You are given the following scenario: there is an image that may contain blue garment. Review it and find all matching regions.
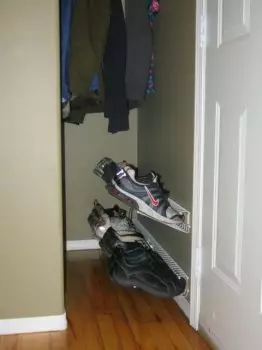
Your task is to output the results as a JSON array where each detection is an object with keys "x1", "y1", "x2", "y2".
[
  {"x1": 61, "y1": 0, "x2": 74, "y2": 102},
  {"x1": 90, "y1": 73, "x2": 99, "y2": 91}
]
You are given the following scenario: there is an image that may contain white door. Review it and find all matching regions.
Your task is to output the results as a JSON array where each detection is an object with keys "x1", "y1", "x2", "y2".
[{"x1": 200, "y1": 0, "x2": 262, "y2": 349}]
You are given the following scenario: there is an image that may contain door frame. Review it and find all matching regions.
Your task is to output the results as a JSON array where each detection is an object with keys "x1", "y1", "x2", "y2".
[{"x1": 190, "y1": 0, "x2": 207, "y2": 330}]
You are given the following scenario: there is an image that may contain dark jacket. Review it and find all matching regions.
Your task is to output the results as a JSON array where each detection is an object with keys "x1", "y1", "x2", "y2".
[
  {"x1": 103, "y1": 0, "x2": 129, "y2": 133},
  {"x1": 69, "y1": 0, "x2": 110, "y2": 97},
  {"x1": 125, "y1": 0, "x2": 152, "y2": 102}
]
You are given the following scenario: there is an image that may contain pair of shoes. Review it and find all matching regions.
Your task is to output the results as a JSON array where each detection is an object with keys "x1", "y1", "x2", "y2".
[
  {"x1": 107, "y1": 246, "x2": 186, "y2": 298},
  {"x1": 93, "y1": 157, "x2": 185, "y2": 226},
  {"x1": 88, "y1": 200, "x2": 144, "y2": 243},
  {"x1": 88, "y1": 200, "x2": 149, "y2": 252},
  {"x1": 87, "y1": 201, "x2": 187, "y2": 298}
]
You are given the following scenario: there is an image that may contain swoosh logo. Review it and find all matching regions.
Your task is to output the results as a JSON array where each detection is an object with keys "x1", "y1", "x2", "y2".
[{"x1": 145, "y1": 186, "x2": 159, "y2": 207}]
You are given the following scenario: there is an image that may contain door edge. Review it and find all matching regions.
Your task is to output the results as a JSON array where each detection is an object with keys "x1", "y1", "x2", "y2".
[{"x1": 190, "y1": 0, "x2": 207, "y2": 330}]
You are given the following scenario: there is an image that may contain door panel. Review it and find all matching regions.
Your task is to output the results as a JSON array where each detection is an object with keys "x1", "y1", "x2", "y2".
[
  {"x1": 200, "y1": 0, "x2": 262, "y2": 349},
  {"x1": 217, "y1": 0, "x2": 250, "y2": 46},
  {"x1": 212, "y1": 103, "x2": 246, "y2": 291}
]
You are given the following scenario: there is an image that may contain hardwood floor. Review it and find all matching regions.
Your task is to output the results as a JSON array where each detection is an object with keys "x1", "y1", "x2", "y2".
[{"x1": 0, "y1": 251, "x2": 210, "y2": 349}]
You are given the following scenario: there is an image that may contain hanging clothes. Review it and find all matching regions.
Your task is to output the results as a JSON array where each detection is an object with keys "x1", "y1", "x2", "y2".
[
  {"x1": 69, "y1": 0, "x2": 110, "y2": 97},
  {"x1": 60, "y1": 0, "x2": 74, "y2": 103},
  {"x1": 62, "y1": 0, "x2": 157, "y2": 129},
  {"x1": 90, "y1": 73, "x2": 99, "y2": 92},
  {"x1": 63, "y1": 0, "x2": 110, "y2": 124},
  {"x1": 64, "y1": 94, "x2": 103, "y2": 125},
  {"x1": 125, "y1": 0, "x2": 152, "y2": 103},
  {"x1": 103, "y1": 0, "x2": 129, "y2": 133}
]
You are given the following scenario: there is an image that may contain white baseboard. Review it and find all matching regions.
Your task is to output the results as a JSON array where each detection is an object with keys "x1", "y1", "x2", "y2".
[
  {"x1": 174, "y1": 295, "x2": 190, "y2": 319},
  {"x1": 0, "y1": 312, "x2": 67, "y2": 335},
  {"x1": 66, "y1": 239, "x2": 100, "y2": 251}
]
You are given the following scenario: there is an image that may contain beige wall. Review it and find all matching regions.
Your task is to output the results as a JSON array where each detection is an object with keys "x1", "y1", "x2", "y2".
[
  {"x1": 0, "y1": 1, "x2": 64, "y2": 318},
  {"x1": 65, "y1": 110, "x2": 137, "y2": 240},
  {"x1": 138, "y1": 0, "x2": 196, "y2": 275}
]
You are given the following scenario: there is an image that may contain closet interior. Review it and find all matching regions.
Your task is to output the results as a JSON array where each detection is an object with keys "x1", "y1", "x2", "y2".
[{"x1": 62, "y1": 0, "x2": 196, "y2": 300}]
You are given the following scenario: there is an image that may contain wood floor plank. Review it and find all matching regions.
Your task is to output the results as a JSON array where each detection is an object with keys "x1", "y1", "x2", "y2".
[
  {"x1": 117, "y1": 287, "x2": 157, "y2": 350},
  {"x1": 111, "y1": 313, "x2": 140, "y2": 350},
  {"x1": 96, "y1": 314, "x2": 121, "y2": 350},
  {"x1": 66, "y1": 262, "x2": 105, "y2": 350},
  {"x1": 146, "y1": 294, "x2": 192, "y2": 350},
  {"x1": 17, "y1": 333, "x2": 50, "y2": 350},
  {"x1": 130, "y1": 291, "x2": 176, "y2": 350},
  {"x1": 129, "y1": 290, "x2": 157, "y2": 323},
  {"x1": 96, "y1": 265, "x2": 140, "y2": 350},
  {"x1": 0, "y1": 334, "x2": 19, "y2": 350},
  {"x1": 117, "y1": 286, "x2": 143, "y2": 346},
  {"x1": 0, "y1": 252, "x2": 210, "y2": 350},
  {"x1": 49, "y1": 331, "x2": 67, "y2": 350},
  {"x1": 164, "y1": 299, "x2": 210, "y2": 350}
]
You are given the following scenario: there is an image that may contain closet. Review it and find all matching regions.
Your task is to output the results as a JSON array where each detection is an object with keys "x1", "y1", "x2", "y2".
[
  {"x1": 63, "y1": 0, "x2": 196, "y2": 304},
  {"x1": 3, "y1": 0, "x2": 262, "y2": 347},
  {"x1": 1, "y1": 0, "x2": 197, "y2": 333},
  {"x1": 62, "y1": 0, "x2": 262, "y2": 348}
]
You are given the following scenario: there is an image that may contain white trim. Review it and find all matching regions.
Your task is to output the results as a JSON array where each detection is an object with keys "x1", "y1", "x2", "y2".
[
  {"x1": 0, "y1": 312, "x2": 67, "y2": 335},
  {"x1": 190, "y1": 0, "x2": 207, "y2": 330},
  {"x1": 66, "y1": 239, "x2": 100, "y2": 251},
  {"x1": 174, "y1": 296, "x2": 190, "y2": 319}
]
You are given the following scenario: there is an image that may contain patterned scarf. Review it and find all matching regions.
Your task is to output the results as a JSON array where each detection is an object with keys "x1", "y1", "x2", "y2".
[{"x1": 146, "y1": 0, "x2": 160, "y2": 94}]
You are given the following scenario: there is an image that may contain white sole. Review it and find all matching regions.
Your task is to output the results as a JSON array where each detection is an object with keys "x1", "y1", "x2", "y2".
[{"x1": 111, "y1": 180, "x2": 191, "y2": 234}]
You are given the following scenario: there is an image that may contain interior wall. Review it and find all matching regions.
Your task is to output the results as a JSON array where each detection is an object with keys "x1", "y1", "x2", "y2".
[
  {"x1": 138, "y1": 0, "x2": 196, "y2": 276},
  {"x1": 0, "y1": 0, "x2": 64, "y2": 319},
  {"x1": 65, "y1": 110, "x2": 137, "y2": 241}
]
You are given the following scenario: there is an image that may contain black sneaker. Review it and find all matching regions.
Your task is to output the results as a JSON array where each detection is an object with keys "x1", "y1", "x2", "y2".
[
  {"x1": 87, "y1": 201, "x2": 186, "y2": 298},
  {"x1": 94, "y1": 157, "x2": 184, "y2": 226},
  {"x1": 108, "y1": 245, "x2": 187, "y2": 298}
]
